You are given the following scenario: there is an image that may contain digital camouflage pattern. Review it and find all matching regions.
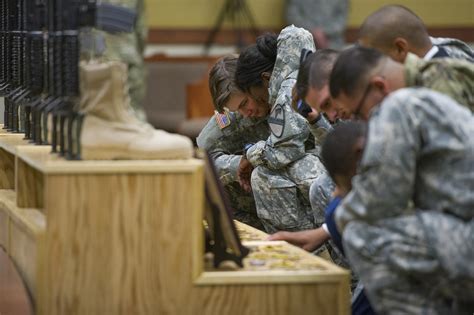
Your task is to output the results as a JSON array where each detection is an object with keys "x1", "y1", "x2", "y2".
[
  {"x1": 252, "y1": 154, "x2": 329, "y2": 233},
  {"x1": 404, "y1": 53, "x2": 474, "y2": 111},
  {"x1": 286, "y1": 0, "x2": 349, "y2": 49},
  {"x1": 99, "y1": 0, "x2": 147, "y2": 114},
  {"x1": 246, "y1": 25, "x2": 316, "y2": 170},
  {"x1": 431, "y1": 36, "x2": 474, "y2": 62},
  {"x1": 309, "y1": 171, "x2": 334, "y2": 226},
  {"x1": 196, "y1": 111, "x2": 270, "y2": 230},
  {"x1": 245, "y1": 25, "x2": 332, "y2": 233},
  {"x1": 344, "y1": 213, "x2": 474, "y2": 314},
  {"x1": 308, "y1": 115, "x2": 333, "y2": 151},
  {"x1": 336, "y1": 88, "x2": 474, "y2": 314}
]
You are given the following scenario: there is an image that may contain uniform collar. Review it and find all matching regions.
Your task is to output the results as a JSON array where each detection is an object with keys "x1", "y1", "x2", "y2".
[{"x1": 423, "y1": 45, "x2": 439, "y2": 60}]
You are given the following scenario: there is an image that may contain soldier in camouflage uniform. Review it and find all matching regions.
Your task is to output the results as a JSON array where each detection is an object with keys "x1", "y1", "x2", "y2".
[
  {"x1": 293, "y1": 49, "x2": 340, "y2": 145},
  {"x1": 328, "y1": 47, "x2": 473, "y2": 121},
  {"x1": 330, "y1": 47, "x2": 474, "y2": 314},
  {"x1": 99, "y1": 0, "x2": 147, "y2": 117},
  {"x1": 197, "y1": 56, "x2": 269, "y2": 230},
  {"x1": 286, "y1": 0, "x2": 349, "y2": 49},
  {"x1": 235, "y1": 25, "x2": 333, "y2": 234},
  {"x1": 359, "y1": 4, "x2": 474, "y2": 63},
  {"x1": 197, "y1": 112, "x2": 269, "y2": 230}
]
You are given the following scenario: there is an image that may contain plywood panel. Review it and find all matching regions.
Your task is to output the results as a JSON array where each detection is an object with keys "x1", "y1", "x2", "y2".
[
  {"x1": 9, "y1": 148, "x2": 349, "y2": 314},
  {"x1": 0, "y1": 190, "x2": 20, "y2": 252},
  {"x1": 9, "y1": 209, "x2": 45, "y2": 297},
  {"x1": 0, "y1": 149, "x2": 15, "y2": 189},
  {"x1": 194, "y1": 283, "x2": 349, "y2": 315},
  {"x1": 16, "y1": 157, "x2": 44, "y2": 210},
  {"x1": 0, "y1": 207, "x2": 8, "y2": 251},
  {"x1": 38, "y1": 169, "x2": 205, "y2": 314}
]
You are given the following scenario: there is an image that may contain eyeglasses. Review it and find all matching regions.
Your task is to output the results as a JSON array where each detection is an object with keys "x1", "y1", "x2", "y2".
[
  {"x1": 352, "y1": 57, "x2": 389, "y2": 120},
  {"x1": 353, "y1": 83, "x2": 373, "y2": 120}
]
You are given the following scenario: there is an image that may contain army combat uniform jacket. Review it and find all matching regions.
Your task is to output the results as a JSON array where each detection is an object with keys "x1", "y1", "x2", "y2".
[
  {"x1": 404, "y1": 52, "x2": 474, "y2": 111},
  {"x1": 430, "y1": 36, "x2": 474, "y2": 62},
  {"x1": 337, "y1": 88, "x2": 474, "y2": 314}
]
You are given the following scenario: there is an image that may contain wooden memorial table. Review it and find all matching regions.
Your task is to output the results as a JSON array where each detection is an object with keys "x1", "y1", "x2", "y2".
[{"x1": 0, "y1": 134, "x2": 350, "y2": 314}]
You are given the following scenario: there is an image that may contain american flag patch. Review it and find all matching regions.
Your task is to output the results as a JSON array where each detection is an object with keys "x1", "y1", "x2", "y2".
[{"x1": 215, "y1": 110, "x2": 232, "y2": 129}]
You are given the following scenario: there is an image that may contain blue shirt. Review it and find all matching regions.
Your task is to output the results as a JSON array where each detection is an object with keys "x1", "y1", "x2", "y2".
[
  {"x1": 324, "y1": 196, "x2": 377, "y2": 315},
  {"x1": 325, "y1": 196, "x2": 344, "y2": 254}
]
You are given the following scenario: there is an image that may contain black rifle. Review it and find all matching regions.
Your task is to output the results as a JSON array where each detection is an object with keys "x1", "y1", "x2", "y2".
[
  {"x1": 44, "y1": 0, "x2": 95, "y2": 158},
  {"x1": 0, "y1": 0, "x2": 20, "y2": 131},
  {"x1": 0, "y1": 0, "x2": 11, "y2": 123},
  {"x1": 6, "y1": 0, "x2": 30, "y2": 133},
  {"x1": 22, "y1": 0, "x2": 46, "y2": 141}
]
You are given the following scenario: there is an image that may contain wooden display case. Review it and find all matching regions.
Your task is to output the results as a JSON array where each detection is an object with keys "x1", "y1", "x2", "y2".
[
  {"x1": 0, "y1": 139, "x2": 350, "y2": 314},
  {"x1": 0, "y1": 133, "x2": 31, "y2": 190}
]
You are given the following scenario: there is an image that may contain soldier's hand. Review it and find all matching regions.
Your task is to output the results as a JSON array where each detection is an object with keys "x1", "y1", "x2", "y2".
[
  {"x1": 306, "y1": 108, "x2": 321, "y2": 124},
  {"x1": 267, "y1": 228, "x2": 330, "y2": 252},
  {"x1": 238, "y1": 156, "x2": 253, "y2": 193}
]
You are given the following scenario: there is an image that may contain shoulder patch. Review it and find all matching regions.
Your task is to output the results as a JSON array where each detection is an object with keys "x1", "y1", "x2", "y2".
[
  {"x1": 214, "y1": 110, "x2": 232, "y2": 129},
  {"x1": 268, "y1": 105, "x2": 285, "y2": 138}
]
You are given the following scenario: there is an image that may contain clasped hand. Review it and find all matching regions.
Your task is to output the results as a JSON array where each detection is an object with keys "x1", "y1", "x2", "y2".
[{"x1": 237, "y1": 156, "x2": 253, "y2": 193}]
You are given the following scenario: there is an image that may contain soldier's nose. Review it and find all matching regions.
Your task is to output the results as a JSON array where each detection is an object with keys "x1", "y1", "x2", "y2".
[
  {"x1": 327, "y1": 110, "x2": 338, "y2": 122},
  {"x1": 240, "y1": 108, "x2": 252, "y2": 118}
]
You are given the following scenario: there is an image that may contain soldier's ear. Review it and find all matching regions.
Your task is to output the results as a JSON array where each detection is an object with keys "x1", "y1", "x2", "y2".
[
  {"x1": 371, "y1": 76, "x2": 390, "y2": 95},
  {"x1": 261, "y1": 72, "x2": 271, "y2": 86},
  {"x1": 353, "y1": 137, "x2": 366, "y2": 160},
  {"x1": 393, "y1": 37, "x2": 408, "y2": 62}
]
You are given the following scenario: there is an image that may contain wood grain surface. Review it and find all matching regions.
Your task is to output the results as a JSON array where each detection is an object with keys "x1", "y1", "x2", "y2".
[
  {"x1": 2, "y1": 147, "x2": 351, "y2": 314},
  {"x1": 16, "y1": 157, "x2": 44, "y2": 210},
  {"x1": 0, "y1": 205, "x2": 8, "y2": 251},
  {"x1": 0, "y1": 148, "x2": 15, "y2": 189},
  {"x1": 0, "y1": 189, "x2": 46, "y2": 297}
]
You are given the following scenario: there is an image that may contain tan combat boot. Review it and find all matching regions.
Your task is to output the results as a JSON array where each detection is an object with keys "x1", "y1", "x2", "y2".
[{"x1": 79, "y1": 60, "x2": 193, "y2": 160}]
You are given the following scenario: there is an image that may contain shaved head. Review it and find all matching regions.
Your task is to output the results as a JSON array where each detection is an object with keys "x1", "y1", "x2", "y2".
[{"x1": 359, "y1": 5, "x2": 431, "y2": 51}]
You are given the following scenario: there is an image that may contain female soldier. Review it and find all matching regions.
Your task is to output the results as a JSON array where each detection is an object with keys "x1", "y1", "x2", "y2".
[{"x1": 233, "y1": 26, "x2": 333, "y2": 234}]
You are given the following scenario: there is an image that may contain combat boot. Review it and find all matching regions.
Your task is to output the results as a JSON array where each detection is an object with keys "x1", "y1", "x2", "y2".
[{"x1": 79, "y1": 60, "x2": 193, "y2": 160}]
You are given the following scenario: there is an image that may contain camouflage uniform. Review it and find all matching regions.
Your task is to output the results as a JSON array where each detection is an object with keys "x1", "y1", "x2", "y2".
[
  {"x1": 336, "y1": 88, "x2": 474, "y2": 314},
  {"x1": 196, "y1": 111, "x2": 270, "y2": 230},
  {"x1": 308, "y1": 115, "x2": 333, "y2": 150},
  {"x1": 99, "y1": 0, "x2": 147, "y2": 114},
  {"x1": 246, "y1": 25, "x2": 332, "y2": 233},
  {"x1": 404, "y1": 53, "x2": 474, "y2": 111},
  {"x1": 307, "y1": 116, "x2": 334, "y2": 225},
  {"x1": 431, "y1": 36, "x2": 474, "y2": 62},
  {"x1": 286, "y1": 0, "x2": 349, "y2": 49}
]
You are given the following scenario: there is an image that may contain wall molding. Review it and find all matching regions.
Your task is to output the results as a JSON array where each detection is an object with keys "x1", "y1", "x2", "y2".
[{"x1": 148, "y1": 26, "x2": 474, "y2": 45}]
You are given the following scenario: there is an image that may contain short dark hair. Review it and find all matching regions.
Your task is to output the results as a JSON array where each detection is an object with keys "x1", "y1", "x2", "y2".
[
  {"x1": 321, "y1": 121, "x2": 367, "y2": 182},
  {"x1": 295, "y1": 49, "x2": 339, "y2": 103},
  {"x1": 235, "y1": 33, "x2": 278, "y2": 93},
  {"x1": 329, "y1": 46, "x2": 384, "y2": 98},
  {"x1": 359, "y1": 5, "x2": 431, "y2": 51}
]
